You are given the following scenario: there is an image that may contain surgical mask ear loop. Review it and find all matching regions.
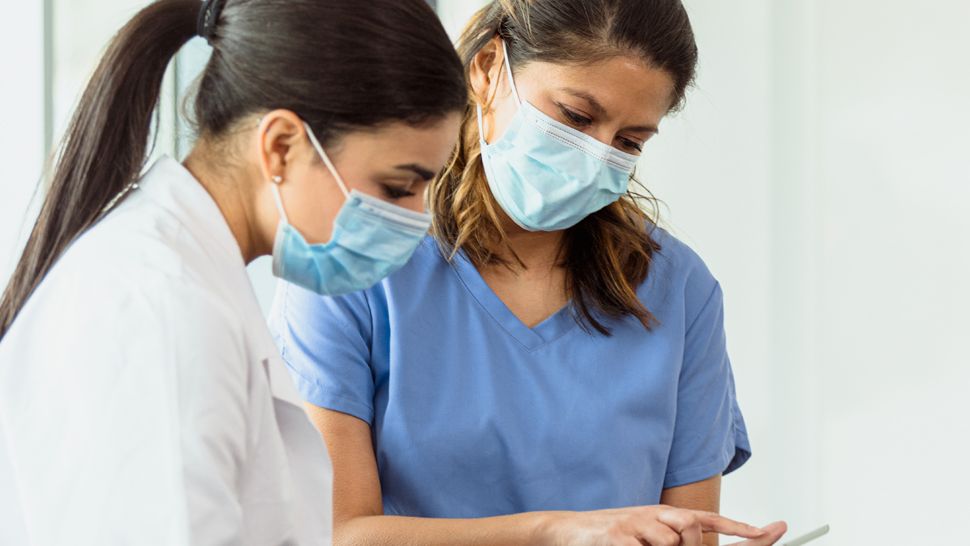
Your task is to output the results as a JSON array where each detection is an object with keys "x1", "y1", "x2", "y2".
[
  {"x1": 270, "y1": 175, "x2": 290, "y2": 224},
  {"x1": 477, "y1": 40, "x2": 522, "y2": 144},
  {"x1": 476, "y1": 103, "x2": 488, "y2": 144},
  {"x1": 500, "y1": 40, "x2": 521, "y2": 106},
  {"x1": 303, "y1": 122, "x2": 351, "y2": 198}
]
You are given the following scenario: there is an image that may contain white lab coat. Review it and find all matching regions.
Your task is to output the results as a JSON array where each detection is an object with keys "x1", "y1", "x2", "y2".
[{"x1": 0, "y1": 157, "x2": 333, "y2": 545}]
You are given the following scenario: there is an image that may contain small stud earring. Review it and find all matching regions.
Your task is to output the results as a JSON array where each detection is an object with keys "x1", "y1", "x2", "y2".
[{"x1": 271, "y1": 175, "x2": 283, "y2": 184}]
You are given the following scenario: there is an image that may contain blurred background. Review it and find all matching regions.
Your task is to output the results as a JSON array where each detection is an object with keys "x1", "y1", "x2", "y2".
[{"x1": 2, "y1": 0, "x2": 968, "y2": 543}]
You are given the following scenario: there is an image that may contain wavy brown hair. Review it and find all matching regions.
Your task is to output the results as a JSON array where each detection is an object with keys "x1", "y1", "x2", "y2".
[{"x1": 429, "y1": 0, "x2": 698, "y2": 335}]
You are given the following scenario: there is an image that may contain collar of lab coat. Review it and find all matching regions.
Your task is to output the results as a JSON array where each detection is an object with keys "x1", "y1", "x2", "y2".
[
  {"x1": 136, "y1": 156, "x2": 307, "y2": 403},
  {"x1": 137, "y1": 156, "x2": 246, "y2": 271}
]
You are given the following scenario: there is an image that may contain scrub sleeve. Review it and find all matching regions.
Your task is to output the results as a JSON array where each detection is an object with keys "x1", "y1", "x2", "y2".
[
  {"x1": 662, "y1": 279, "x2": 752, "y2": 488},
  {"x1": 271, "y1": 282, "x2": 376, "y2": 425}
]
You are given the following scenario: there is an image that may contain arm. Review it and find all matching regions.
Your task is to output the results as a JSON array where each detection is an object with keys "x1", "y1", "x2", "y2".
[
  {"x1": 661, "y1": 476, "x2": 722, "y2": 546},
  {"x1": 304, "y1": 404, "x2": 546, "y2": 545},
  {"x1": 304, "y1": 405, "x2": 768, "y2": 546},
  {"x1": 166, "y1": 292, "x2": 250, "y2": 545},
  {"x1": 661, "y1": 277, "x2": 752, "y2": 546}
]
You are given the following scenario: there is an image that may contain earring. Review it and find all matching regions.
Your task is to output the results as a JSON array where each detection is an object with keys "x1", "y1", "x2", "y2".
[{"x1": 271, "y1": 175, "x2": 283, "y2": 184}]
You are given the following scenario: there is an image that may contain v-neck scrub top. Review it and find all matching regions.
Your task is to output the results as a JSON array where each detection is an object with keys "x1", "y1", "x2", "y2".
[{"x1": 269, "y1": 226, "x2": 751, "y2": 518}]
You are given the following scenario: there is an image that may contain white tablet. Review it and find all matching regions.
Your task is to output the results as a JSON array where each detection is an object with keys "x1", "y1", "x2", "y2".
[{"x1": 781, "y1": 524, "x2": 830, "y2": 546}]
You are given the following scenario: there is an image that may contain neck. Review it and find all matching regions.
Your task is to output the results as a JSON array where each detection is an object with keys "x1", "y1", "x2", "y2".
[
  {"x1": 491, "y1": 209, "x2": 565, "y2": 273},
  {"x1": 183, "y1": 143, "x2": 267, "y2": 265}
]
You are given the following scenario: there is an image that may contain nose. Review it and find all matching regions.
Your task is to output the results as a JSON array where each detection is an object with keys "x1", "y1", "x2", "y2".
[{"x1": 590, "y1": 125, "x2": 625, "y2": 150}]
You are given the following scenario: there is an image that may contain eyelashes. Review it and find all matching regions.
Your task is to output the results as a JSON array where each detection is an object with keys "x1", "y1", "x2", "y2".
[
  {"x1": 619, "y1": 138, "x2": 643, "y2": 152},
  {"x1": 557, "y1": 104, "x2": 644, "y2": 153},
  {"x1": 380, "y1": 183, "x2": 416, "y2": 199},
  {"x1": 559, "y1": 105, "x2": 593, "y2": 127}
]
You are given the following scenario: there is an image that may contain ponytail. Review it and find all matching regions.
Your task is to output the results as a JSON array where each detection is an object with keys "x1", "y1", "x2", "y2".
[
  {"x1": 0, "y1": 0, "x2": 199, "y2": 338},
  {"x1": 1, "y1": 0, "x2": 467, "y2": 339}
]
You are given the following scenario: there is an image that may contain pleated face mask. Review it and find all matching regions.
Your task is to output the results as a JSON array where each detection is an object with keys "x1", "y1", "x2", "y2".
[
  {"x1": 477, "y1": 41, "x2": 639, "y2": 232},
  {"x1": 270, "y1": 123, "x2": 433, "y2": 296}
]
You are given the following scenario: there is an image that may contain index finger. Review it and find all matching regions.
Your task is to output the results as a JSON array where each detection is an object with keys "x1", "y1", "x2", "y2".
[{"x1": 694, "y1": 511, "x2": 767, "y2": 539}]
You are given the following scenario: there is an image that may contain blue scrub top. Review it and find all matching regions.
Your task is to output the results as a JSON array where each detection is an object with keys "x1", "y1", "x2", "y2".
[{"x1": 269, "y1": 227, "x2": 751, "y2": 518}]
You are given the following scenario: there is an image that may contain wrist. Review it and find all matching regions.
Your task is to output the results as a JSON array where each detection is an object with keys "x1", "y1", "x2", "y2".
[{"x1": 530, "y1": 510, "x2": 570, "y2": 546}]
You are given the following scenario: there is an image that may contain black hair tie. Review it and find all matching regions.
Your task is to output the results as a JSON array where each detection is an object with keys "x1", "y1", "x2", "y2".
[{"x1": 197, "y1": 0, "x2": 226, "y2": 44}]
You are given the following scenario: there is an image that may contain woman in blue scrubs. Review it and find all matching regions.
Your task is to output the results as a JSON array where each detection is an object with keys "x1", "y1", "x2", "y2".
[{"x1": 271, "y1": 1, "x2": 787, "y2": 544}]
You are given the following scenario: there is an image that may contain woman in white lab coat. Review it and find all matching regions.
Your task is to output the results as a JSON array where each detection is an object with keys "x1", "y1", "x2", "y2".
[{"x1": 0, "y1": 0, "x2": 465, "y2": 544}]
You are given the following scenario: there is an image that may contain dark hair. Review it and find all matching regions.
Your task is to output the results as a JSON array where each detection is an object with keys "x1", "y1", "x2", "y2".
[
  {"x1": 0, "y1": 0, "x2": 466, "y2": 339},
  {"x1": 430, "y1": 0, "x2": 698, "y2": 336}
]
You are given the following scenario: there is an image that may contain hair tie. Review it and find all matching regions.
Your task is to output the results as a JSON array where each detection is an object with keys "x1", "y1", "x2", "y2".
[{"x1": 197, "y1": 0, "x2": 226, "y2": 44}]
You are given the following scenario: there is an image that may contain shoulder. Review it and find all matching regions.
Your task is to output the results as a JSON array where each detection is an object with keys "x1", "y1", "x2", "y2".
[
  {"x1": 648, "y1": 225, "x2": 712, "y2": 280},
  {"x1": 9, "y1": 206, "x2": 245, "y2": 361},
  {"x1": 56, "y1": 191, "x2": 195, "y2": 284},
  {"x1": 642, "y1": 224, "x2": 721, "y2": 317},
  {"x1": 1, "y1": 263, "x2": 247, "y2": 428},
  {"x1": 22, "y1": 257, "x2": 241, "y2": 347},
  {"x1": 400, "y1": 235, "x2": 450, "y2": 273}
]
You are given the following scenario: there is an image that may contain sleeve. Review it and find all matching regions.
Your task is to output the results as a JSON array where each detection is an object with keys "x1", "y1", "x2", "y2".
[
  {"x1": 663, "y1": 280, "x2": 752, "y2": 489},
  {"x1": 163, "y1": 290, "x2": 250, "y2": 546},
  {"x1": 268, "y1": 280, "x2": 377, "y2": 424},
  {"x1": 4, "y1": 276, "x2": 252, "y2": 545}
]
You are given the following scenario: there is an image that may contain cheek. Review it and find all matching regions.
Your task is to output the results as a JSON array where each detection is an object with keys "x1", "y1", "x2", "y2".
[
  {"x1": 285, "y1": 173, "x2": 347, "y2": 245},
  {"x1": 402, "y1": 189, "x2": 430, "y2": 215},
  {"x1": 485, "y1": 93, "x2": 519, "y2": 144}
]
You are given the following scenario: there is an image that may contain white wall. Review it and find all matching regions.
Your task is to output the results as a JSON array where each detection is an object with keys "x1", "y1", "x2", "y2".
[
  {"x1": 809, "y1": 1, "x2": 970, "y2": 542},
  {"x1": 0, "y1": 1, "x2": 45, "y2": 283},
  {"x1": 0, "y1": 6, "x2": 45, "y2": 543}
]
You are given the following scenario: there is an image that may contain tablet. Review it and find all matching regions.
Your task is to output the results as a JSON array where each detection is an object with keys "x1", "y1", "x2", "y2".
[{"x1": 781, "y1": 524, "x2": 830, "y2": 546}]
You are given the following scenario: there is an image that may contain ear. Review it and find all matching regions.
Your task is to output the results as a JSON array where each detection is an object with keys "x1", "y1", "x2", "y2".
[
  {"x1": 255, "y1": 109, "x2": 309, "y2": 183},
  {"x1": 468, "y1": 36, "x2": 509, "y2": 108}
]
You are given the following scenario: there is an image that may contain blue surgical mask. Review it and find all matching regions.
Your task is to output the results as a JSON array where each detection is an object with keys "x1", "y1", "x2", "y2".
[
  {"x1": 477, "y1": 41, "x2": 639, "y2": 232},
  {"x1": 270, "y1": 123, "x2": 433, "y2": 296}
]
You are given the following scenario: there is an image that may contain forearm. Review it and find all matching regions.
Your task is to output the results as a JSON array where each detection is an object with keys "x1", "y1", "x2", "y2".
[
  {"x1": 660, "y1": 475, "x2": 723, "y2": 546},
  {"x1": 335, "y1": 511, "x2": 556, "y2": 546}
]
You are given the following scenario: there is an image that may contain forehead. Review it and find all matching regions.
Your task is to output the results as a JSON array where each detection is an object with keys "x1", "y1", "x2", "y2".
[
  {"x1": 515, "y1": 55, "x2": 677, "y2": 124},
  {"x1": 331, "y1": 115, "x2": 461, "y2": 169}
]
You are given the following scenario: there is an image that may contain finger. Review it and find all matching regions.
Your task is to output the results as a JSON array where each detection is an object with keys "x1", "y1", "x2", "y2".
[
  {"x1": 634, "y1": 521, "x2": 682, "y2": 546},
  {"x1": 695, "y1": 511, "x2": 767, "y2": 539},
  {"x1": 656, "y1": 509, "x2": 703, "y2": 546},
  {"x1": 679, "y1": 523, "x2": 703, "y2": 546},
  {"x1": 728, "y1": 521, "x2": 788, "y2": 546}
]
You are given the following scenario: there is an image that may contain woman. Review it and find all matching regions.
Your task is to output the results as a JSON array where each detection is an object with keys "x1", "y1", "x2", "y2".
[
  {"x1": 0, "y1": 0, "x2": 464, "y2": 544},
  {"x1": 271, "y1": 0, "x2": 787, "y2": 545}
]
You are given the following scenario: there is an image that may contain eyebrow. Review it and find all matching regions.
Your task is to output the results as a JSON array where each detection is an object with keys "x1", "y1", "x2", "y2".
[
  {"x1": 559, "y1": 87, "x2": 660, "y2": 134},
  {"x1": 394, "y1": 163, "x2": 436, "y2": 181}
]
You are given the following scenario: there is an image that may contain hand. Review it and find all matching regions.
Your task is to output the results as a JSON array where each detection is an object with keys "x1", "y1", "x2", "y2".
[
  {"x1": 538, "y1": 504, "x2": 784, "y2": 546},
  {"x1": 724, "y1": 521, "x2": 787, "y2": 545}
]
